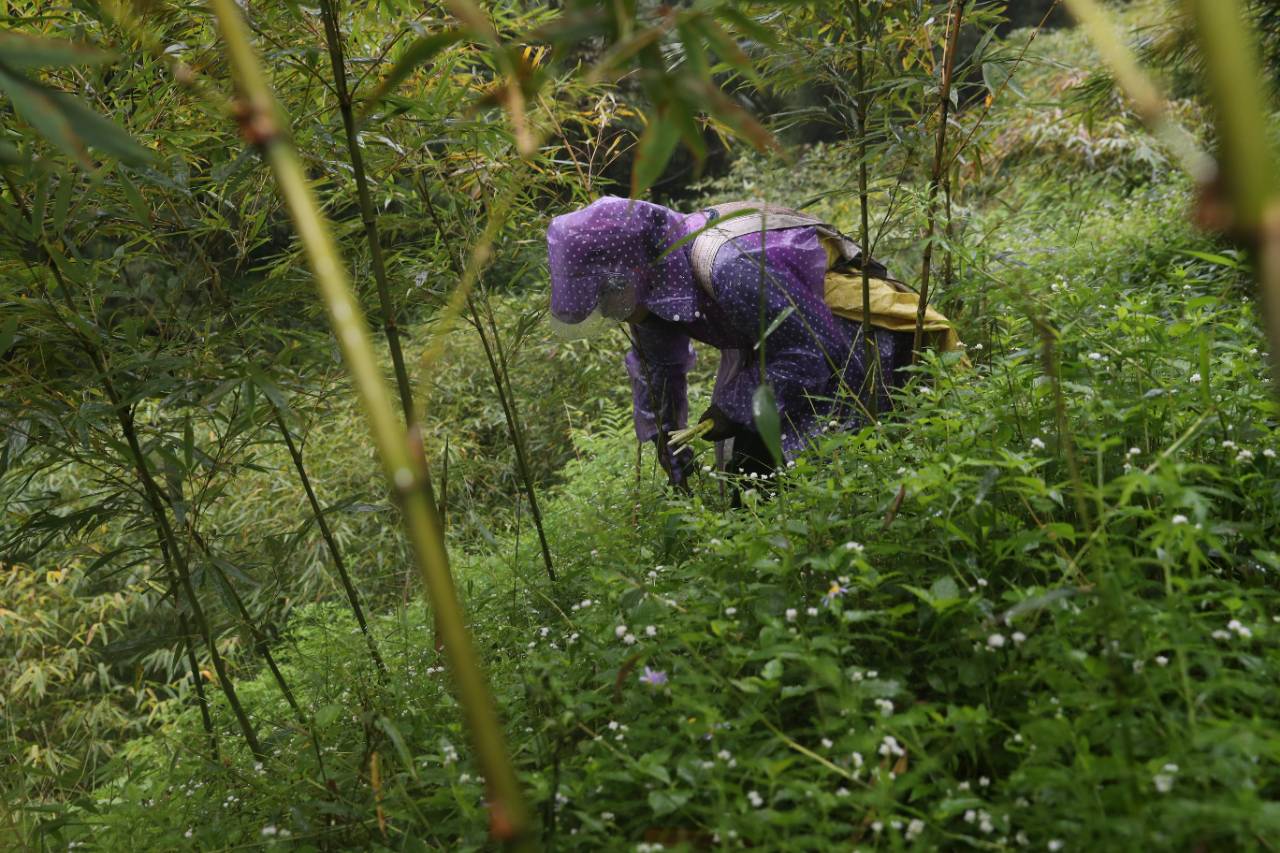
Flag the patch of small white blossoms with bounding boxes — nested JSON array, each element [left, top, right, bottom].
[[1153, 762, 1179, 793]]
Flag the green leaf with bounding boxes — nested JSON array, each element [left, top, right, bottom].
[[0, 139, 23, 165], [647, 789, 689, 816], [314, 704, 343, 728], [358, 29, 465, 119], [45, 87, 155, 165], [0, 316, 18, 355], [1176, 249, 1243, 270], [630, 110, 680, 198], [753, 306, 795, 351], [247, 365, 292, 416], [982, 60, 1025, 99], [377, 716, 420, 781], [0, 67, 153, 166], [929, 576, 960, 602], [751, 383, 782, 465], [0, 67, 83, 165], [49, 173, 75, 236], [0, 33, 114, 69]]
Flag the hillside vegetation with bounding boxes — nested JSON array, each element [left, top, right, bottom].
[[4, 2, 1280, 851]]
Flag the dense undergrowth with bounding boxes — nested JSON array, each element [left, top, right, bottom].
[[13, 16, 1278, 852], [6, 4, 1280, 850]]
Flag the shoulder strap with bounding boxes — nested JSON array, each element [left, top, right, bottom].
[[689, 201, 885, 296]]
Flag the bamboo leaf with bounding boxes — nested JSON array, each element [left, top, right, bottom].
[[377, 716, 421, 782], [359, 29, 465, 118], [0, 67, 85, 165], [0, 139, 22, 165], [753, 306, 795, 350], [0, 32, 114, 69], [630, 110, 680, 198], [751, 383, 783, 465], [246, 365, 292, 417], [44, 87, 155, 165], [0, 67, 153, 166]]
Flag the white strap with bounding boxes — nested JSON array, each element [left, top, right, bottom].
[[689, 201, 875, 296]]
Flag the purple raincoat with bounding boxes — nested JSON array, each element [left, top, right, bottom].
[[547, 196, 913, 472]]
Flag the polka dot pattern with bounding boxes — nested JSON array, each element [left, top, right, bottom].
[[546, 197, 915, 457]]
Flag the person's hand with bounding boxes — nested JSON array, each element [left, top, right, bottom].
[[656, 437, 697, 492], [698, 403, 741, 442]]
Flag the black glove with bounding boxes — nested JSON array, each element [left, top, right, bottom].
[[698, 403, 746, 442]]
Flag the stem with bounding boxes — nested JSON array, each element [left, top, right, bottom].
[[852, 0, 879, 413], [474, 297, 555, 581], [913, 0, 963, 362], [1182, 0, 1280, 388], [274, 407, 389, 675], [35, 247, 264, 761], [179, 607, 219, 762], [1034, 316, 1093, 530], [317, 0, 419, 426], [209, 0, 529, 840], [419, 173, 556, 580]]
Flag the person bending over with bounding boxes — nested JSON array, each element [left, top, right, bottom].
[[546, 196, 955, 493]]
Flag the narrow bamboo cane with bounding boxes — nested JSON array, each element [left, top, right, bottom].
[[209, 0, 529, 840], [913, 0, 963, 362], [419, 178, 556, 581], [474, 298, 555, 581], [851, 0, 879, 412], [273, 407, 388, 675], [178, 605, 219, 761], [317, 0, 419, 427], [1182, 0, 1280, 388], [35, 249, 264, 761]]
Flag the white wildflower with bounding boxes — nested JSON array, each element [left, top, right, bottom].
[[988, 633, 1007, 649], [1030, 437, 1046, 451], [1171, 514, 1189, 525]]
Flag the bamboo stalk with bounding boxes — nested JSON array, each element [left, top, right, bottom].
[[209, 0, 529, 840], [1181, 0, 1280, 387], [317, 0, 420, 427], [852, 0, 879, 412], [418, 175, 556, 581], [1062, 0, 1212, 181], [473, 297, 556, 581], [178, 603, 219, 761], [273, 407, 388, 675], [30, 245, 265, 761], [913, 0, 963, 362]]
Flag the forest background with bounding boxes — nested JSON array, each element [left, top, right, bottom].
[[4, 0, 1280, 849]]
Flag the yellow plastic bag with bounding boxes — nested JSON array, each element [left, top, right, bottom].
[[822, 269, 966, 357]]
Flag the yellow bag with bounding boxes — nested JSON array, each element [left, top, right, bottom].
[[819, 234, 964, 358], [822, 270, 965, 355]]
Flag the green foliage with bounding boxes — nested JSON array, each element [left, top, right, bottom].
[[5, 1, 1280, 850]]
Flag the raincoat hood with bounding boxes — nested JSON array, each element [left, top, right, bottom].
[[547, 196, 699, 328]]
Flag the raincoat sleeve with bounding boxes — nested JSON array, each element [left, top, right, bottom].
[[712, 229, 836, 445], [624, 320, 696, 445]]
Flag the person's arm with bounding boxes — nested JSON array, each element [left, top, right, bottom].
[[711, 228, 840, 454], [625, 319, 696, 484]]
